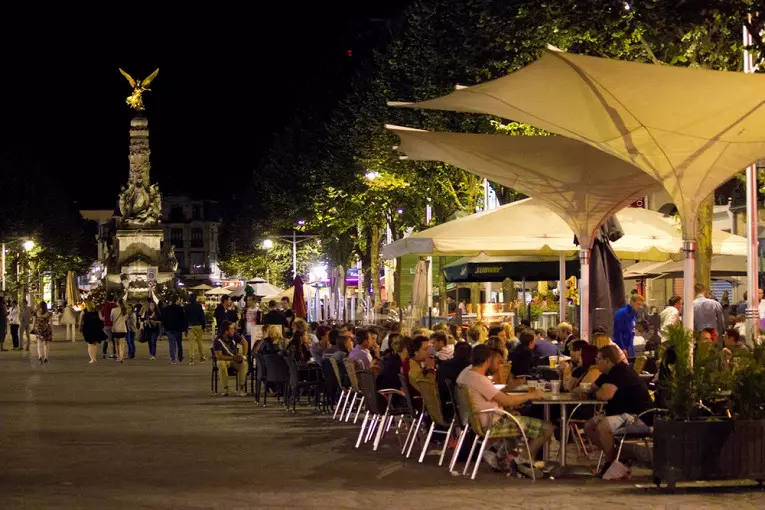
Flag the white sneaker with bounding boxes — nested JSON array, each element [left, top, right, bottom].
[[150, 356, 156, 360], [89, 360, 96, 364], [236, 390, 247, 397]]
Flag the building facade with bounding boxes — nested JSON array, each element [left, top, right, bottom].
[[162, 196, 222, 283]]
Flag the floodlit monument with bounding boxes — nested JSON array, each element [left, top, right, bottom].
[[105, 69, 177, 300]]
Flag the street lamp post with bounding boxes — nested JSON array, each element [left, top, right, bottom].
[[262, 228, 316, 281]]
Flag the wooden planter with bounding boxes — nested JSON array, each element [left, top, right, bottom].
[[652, 418, 765, 488]]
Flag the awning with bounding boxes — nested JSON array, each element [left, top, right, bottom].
[[443, 254, 580, 283]]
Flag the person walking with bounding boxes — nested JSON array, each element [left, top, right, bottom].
[[184, 295, 207, 365], [100, 294, 118, 359], [33, 301, 53, 364], [0, 298, 7, 351], [8, 300, 21, 350], [125, 304, 138, 360], [162, 296, 187, 364], [80, 301, 106, 363], [111, 299, 128, 363], [142, 301, 161, 360], [20, 301, 34, 351]]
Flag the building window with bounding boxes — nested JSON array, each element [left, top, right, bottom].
[[190, 228, 203, 248], [192, 204, 202, 221], [169, 206, 185, 222], [189, 252, 207, 274], [170, 228, 184, 245]]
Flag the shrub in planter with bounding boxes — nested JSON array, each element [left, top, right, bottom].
[[653, 325, 765, 488]]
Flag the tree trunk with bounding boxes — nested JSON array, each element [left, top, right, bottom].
[[370, 224, 382, 310], [438, 256, 447, 316], [695, 194, 714, 290], [393, 257, 402, 310]]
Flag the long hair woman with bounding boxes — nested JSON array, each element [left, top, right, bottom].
[[33, 301, 53, 364], [111, 299, 129, 363], [562, 341, 601, 391], [80, 300, 106, 363]]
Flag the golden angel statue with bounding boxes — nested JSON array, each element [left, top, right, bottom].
[[119, 68, 159, 111]]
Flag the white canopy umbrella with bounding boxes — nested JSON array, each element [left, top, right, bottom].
[[205, 287, 232, 296], [265, 284, 315, 303], [189, 283, 213, 291], [392, 47, 765, 330], [383, 198, 747, 261], [246, 279, 284, 297], [625, 255, 746, 279], [410, 260, 428, 321]]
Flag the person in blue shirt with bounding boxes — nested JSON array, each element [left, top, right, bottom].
[[612, 294, 645, 357]]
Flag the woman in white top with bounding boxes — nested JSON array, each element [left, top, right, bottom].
[[110, 300, 129, 363]]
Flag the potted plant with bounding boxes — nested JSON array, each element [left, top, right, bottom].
[[652, 324, 765, 489]]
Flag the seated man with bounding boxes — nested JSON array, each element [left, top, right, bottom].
[[408, 335, 435, 395], [508, 329, 536, 385], [214, 320, 249, 397], [583, 345, 653, 476], [431, 331, 454, 361], [348, 328, 372, 370], [456, 345, 554, 475], [532, 328, 560, 359]]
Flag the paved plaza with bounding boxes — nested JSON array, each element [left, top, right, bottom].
[[0, 337, 764, 509]]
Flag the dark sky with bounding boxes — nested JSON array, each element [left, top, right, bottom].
[[0, 3, 411, 210]]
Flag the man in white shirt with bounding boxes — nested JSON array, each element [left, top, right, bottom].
[[456, 344, 553, 476], [659, 296, 682, 341]]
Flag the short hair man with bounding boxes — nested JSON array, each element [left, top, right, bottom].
[[214, 295, 231, 336], [280, 296, 295, 328], [213, 321, 249, 396], [488, 326, 506, 341], [348, 328, 372, 370], [693, 283, 724, 340], [263, 299, 288, 328], [557, 322, 575, 355], [509, 329, 536, 381], [456, 345, 554, 474], [532, 327, 560, 359], [431, 331, 453, 361], [321, 328, 341, 359], [659, 296, 682, 341], [613, 294, 645, 357], [583, 345, 653, 476], [408, 335, 435, 394]]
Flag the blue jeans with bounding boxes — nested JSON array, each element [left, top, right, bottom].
[[147, 329, 159, 357], [102, 326, 114, 356], [126, 331, 136, 358], [167, 330, 183, 362]]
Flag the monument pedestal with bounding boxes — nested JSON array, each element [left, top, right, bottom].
[[107, 229, 174, 301]]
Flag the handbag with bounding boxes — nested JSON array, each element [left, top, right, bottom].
[[136, 328, 146, 343]]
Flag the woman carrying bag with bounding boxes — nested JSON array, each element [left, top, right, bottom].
[[80, 300, 107, 363], [142, 301, 161, 360]]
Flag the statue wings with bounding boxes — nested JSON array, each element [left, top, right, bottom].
[[141, 68, 159, 87], [119, 68, 136, 88], [119, 68, 159, 88]]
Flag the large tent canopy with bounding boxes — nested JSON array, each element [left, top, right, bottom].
[[388, 125, 659, 249], [625, 255, 746, 279], [382, 198, 747, 261], [391, 47, 765, 239]]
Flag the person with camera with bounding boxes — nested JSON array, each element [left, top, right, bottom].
[[214, 320, 249, 396]]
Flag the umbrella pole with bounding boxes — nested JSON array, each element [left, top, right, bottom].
[[558, 253, 566, 323], [579, 249, 590, 342], [745, 163, 760, 345]]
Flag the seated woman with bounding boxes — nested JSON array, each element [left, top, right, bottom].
[[260, 325, 284, 354], [376, 335, 410, 390], [561, 341, 601, 392], [284, 329, 312, 365]]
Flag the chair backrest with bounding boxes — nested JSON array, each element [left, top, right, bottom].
[[263, 353, 289, 383], [497, 363, 511, 386], [329, 358, 345, 388], [416, 377, 447, 427], [397, 373, 418, 416], [322, 358, 339, 396], [283, 354, 301, 385], [210, 347, 218, 363], [444, 378, 461, 425], [343, 357, 361, 392], [357, 370, 386, 415], [634, 356, 647, 374], [457, 384, 485, 437], [255, 352, 268, 380]]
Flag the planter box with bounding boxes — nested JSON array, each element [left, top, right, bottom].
[[653, 418, 765, 487]]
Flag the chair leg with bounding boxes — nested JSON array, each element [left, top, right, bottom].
[[401, 414, 418, 455], [418, 422, 436, 463], [333, 390, 347, 420], [449, 425, 469, 472], [373, 409, 390, 451], [406, 411, 425, 458], [353, 396, 365, 424], [596, 451, 604, 473], [471, 431, 492, 480], [356, 411, 370, 448], [463, 435, 480, 476], [615, 436, 627, 464], [344, 393, 357, 422], [439, 419, 456, 467], [366, 415, 381, 443]]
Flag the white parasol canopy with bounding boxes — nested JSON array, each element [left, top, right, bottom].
[[625, 255, 746, 279], [189, 283, 213, 291], [410, 260, 428, 319], [265, 284, 315, 303], [205, 287, 232, 296], [246, 279, 284, 297], [383, 199, 747, 261]]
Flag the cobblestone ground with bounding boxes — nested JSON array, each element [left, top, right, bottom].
[[0, 336, 763, 509]]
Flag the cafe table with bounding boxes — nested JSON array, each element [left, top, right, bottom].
[[494, 384, 601, 468]]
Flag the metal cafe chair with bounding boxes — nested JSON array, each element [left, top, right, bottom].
[[397, 373, 425, 458], [329, 358, 351, 420], [595, 408, 668, 474], [446, 378, 472, 473], [343, 358, 365, 424], [415, 377, 456, 466], [458, 384, 536, 481]]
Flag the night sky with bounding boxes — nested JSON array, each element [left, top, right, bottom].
[[0, 3, 411, 210]]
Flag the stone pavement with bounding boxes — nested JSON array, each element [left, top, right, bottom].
[[0, 339, 763, 509]]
